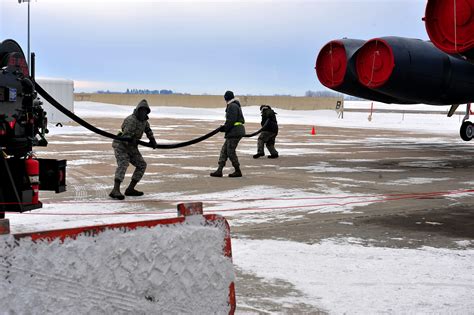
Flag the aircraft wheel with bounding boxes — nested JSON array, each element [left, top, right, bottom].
[[460, 121, 473, 141]]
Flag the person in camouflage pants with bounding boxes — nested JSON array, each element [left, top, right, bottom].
[[210, 91, 246, 178], [109, 99, 158, 200]]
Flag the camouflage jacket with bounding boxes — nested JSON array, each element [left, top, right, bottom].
[[113, 101, 155, 148]]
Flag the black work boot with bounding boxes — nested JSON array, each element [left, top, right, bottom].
[[253, 153, 264, 159], [210, 165, 224, 177], [267, 154, 279, 159], [109, 179, 125, 200], [228, 167, 242, 178], [125, 179, 144, 196]]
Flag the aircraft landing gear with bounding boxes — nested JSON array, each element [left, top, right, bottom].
[[460, 103, 473, 141]]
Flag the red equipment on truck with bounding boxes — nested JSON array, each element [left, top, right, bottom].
[[24, 156, 40, 205], [0, 39, 66, 220]]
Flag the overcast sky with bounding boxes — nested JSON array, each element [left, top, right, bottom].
[[1, 0, 428, 95]]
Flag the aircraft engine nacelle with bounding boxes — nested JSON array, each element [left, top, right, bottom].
[[424, 0, 474, 61], [355, 36, 474, 105], [315, 39, 412, 104]]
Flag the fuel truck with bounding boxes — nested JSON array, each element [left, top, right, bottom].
[[0, 39, 66, 219]]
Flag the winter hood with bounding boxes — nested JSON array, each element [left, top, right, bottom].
[[133, 99, 151, 117]]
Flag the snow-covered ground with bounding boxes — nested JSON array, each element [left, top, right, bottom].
[[7, 185, 390, 232], [75, 100, 467, 135], [233, 237, 474, 314], [2, 101, 473, 314]]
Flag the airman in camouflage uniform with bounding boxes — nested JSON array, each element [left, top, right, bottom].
[[210, 91, 246, 178], [109, 99, 157, 200]]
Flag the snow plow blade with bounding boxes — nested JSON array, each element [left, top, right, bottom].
[[0, 209, 236, 314]]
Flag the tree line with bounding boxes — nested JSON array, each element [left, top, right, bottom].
[[96, 89, 358, 99], [96, 89, 176, 94]]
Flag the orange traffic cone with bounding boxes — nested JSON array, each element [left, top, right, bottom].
[[311, 126, 316, 135]]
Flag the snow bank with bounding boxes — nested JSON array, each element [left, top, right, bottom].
[[233, 238, 474, 314], [0, 216, 235, 314], [344, 100, 450, 112], [74, 101, 465, 135]]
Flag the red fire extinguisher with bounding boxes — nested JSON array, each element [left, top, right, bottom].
[[25, 157, 40, 204]]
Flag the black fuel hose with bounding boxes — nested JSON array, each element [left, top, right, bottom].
[[244, 119, 268, 137], [35, 82, 265, 148]]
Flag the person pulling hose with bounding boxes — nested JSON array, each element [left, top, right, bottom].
[[210, 91, 245, 178], [109, 99, 157, 200], [253, 105, 279, 159]]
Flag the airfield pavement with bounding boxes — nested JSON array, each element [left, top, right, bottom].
[[8, 108, 474, 313]]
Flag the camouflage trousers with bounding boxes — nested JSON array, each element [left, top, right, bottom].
[[257, 131, 278, 156], [218, 137, 242, 168], [112, 142, 147, 182]]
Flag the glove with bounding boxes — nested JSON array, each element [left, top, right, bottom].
[[149, 138, 158, 149], [219, 125, 226, 132]]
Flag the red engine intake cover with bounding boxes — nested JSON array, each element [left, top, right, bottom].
[[356, 39, 395, 89], [425, 0, 474, 55], [315, 40, 348, 88]]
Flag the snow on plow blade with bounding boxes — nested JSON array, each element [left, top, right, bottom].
[[0, 213, 236, 314]]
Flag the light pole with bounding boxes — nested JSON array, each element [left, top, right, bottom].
[[18, 0, 32, 72]]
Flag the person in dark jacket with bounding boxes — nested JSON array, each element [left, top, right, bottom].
[[210, 91, 246, 178], [253, 105, 279, 159], [109, 99, 158, 200]]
